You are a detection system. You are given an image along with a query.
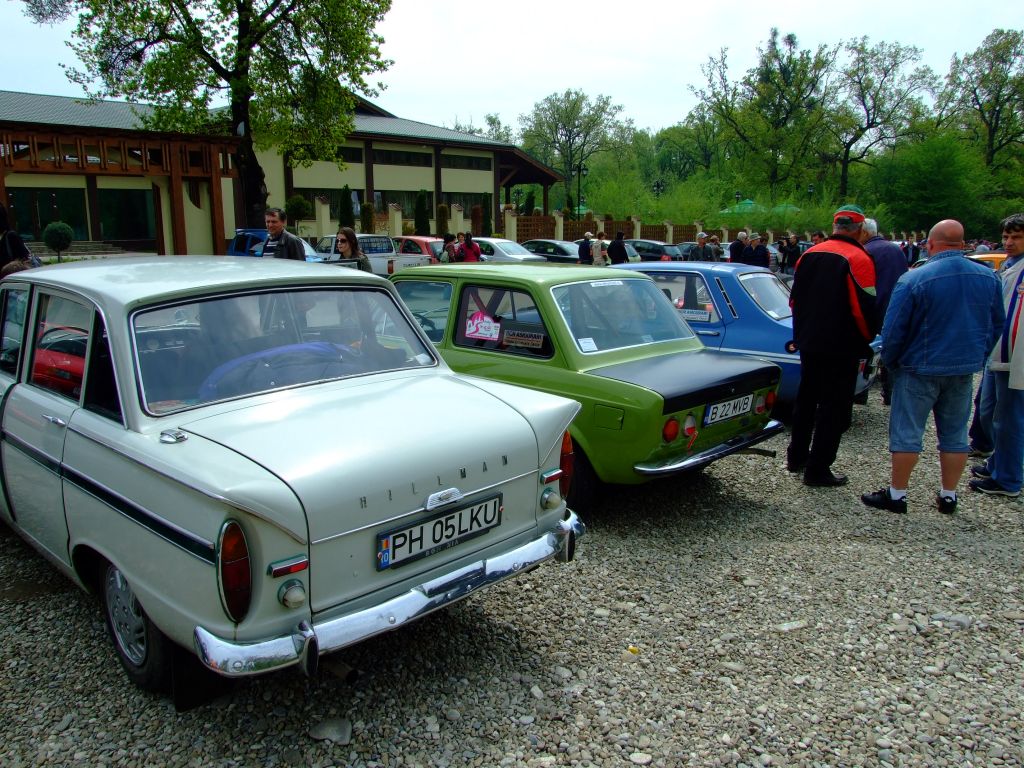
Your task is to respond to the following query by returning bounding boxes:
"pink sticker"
[465,311,500,341]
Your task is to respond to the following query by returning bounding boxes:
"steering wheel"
[198,342,358,400]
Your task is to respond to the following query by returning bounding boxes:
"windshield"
[493,240,533,256]
[133,287,435,414]
[740,272,792,320]
[551,278,695,353]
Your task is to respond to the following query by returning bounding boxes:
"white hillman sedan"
[0,257,583,699]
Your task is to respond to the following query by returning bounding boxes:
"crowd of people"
[783,205,1023,514]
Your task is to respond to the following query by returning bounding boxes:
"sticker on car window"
[590,280,624,287]
[678,308,712,322]
[503,329,544,349]
[465,311,500,341]
[578,337,598,352]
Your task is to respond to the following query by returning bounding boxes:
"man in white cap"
[728,231,748,263]
[689,232,717,261]
[578,232,594,264]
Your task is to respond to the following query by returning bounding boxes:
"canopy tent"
[720,199,767,215]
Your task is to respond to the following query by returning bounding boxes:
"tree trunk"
[231,97,268,228]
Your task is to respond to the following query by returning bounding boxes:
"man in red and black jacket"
[787,204,880,487]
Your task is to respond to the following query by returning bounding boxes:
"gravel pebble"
[2,384,1022,766]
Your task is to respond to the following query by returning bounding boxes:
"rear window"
[663,245,683,259]
[551,278,695,353]
[358,236,395,254]
[739,272,792,320]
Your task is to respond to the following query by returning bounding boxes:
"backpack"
[578,239,591,260]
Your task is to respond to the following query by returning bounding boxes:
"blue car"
[611,262,880,405]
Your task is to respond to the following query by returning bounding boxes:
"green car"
[393,265,783,507]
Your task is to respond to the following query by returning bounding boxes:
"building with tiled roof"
[0,90,560,254]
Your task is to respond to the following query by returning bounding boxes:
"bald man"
[862,219,1004,515]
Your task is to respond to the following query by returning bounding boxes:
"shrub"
[360,200,375,234]
[42,221,74,262]
[436,203,450,237]
[414,190,430,235]
[284,195,312,230]
[338,185,355,228]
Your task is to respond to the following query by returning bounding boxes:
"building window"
[373,190,433,214]
[294,188,364,219]
[372,149,432,167]
[441,154,493,171]
[440,192,490,214]
[339,146,364,164]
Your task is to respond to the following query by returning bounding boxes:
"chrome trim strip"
[310,469,537,545]
[63,466,217,564]
[193,511,586,678]
[717,347,799,365]
[65,425,307,545]
[633,419,785,476]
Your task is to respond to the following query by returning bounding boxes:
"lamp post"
[807,184,814,199]
[652,180,665,198]
[735,191,741,204]
[576,163,588,220]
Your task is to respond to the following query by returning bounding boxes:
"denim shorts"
[888,369,974,453]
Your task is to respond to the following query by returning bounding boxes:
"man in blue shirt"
[862,219,1004,515]
[863,218,909,405]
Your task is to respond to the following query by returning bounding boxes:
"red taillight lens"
[559,431,574,498]
[662,417,680,443]
[766,390,777,411]
[218,520,252,623]
[660,254,670,261]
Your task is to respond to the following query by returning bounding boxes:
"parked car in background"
[315,234,431,275]
[226,228,268,257]
[969,251,1009,271]
[392,264,783,508]
[612,261,881,408]
[624,239,684,261]
[0,258,583,702]
[393,236,444,262]
[522,239,583,263]
[474,238,547,263]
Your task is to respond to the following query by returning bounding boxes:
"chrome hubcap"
[105,567,147,666]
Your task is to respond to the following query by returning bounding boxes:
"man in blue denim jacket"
[862,219,1004,515]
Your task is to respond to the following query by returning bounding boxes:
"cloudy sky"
[0,0,1012,133]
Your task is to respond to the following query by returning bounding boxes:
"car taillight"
[662,417,680,443]
[684,414,697,436]
[559,431,574,497]
[660,254,670,261]
[218,520,252,624]
[766,390,777,411]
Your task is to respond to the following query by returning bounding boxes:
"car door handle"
[696,330,721,337]
[41,414,67,427]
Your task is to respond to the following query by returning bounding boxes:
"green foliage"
[338,185,355,228]
[436,204,449,237]
[522,190,536,215]
[42,221,74,262]
[360,200,375,234]
[284,195,312,228]
[414,190,430,235]
[27,0,393,227]
[868,133,989,232]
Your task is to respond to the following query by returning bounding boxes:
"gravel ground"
[2,387,1022,768]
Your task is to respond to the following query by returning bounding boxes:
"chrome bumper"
[193,511,585,678]
[633,419,785,476]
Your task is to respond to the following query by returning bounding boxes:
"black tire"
[102,563,172,693]
[566,443,601,512]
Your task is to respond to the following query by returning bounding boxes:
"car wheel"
[102,563,172,693]
[567,444,601,512]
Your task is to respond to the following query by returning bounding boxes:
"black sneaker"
[968,477,1021,497]
[861,488,908,514]
[804,471,848,487]
[970,464,992,479]
[936,494,957,515]
[968,447,994,459]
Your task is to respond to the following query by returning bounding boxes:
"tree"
[414,190,430,235]
[42,221,74,262]
[696,30,837,198]
[944,29,1024,170]
[436,203,449,237]
[519,89,624,211]
[450,113,516,143]
[22,0,392,227]
[360,200,375,234]
[825,37,937,197]
[338,184,355,228]
[284,194,312,231]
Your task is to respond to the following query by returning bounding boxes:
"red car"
[392,236,444,263]
[32,325,87,398]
